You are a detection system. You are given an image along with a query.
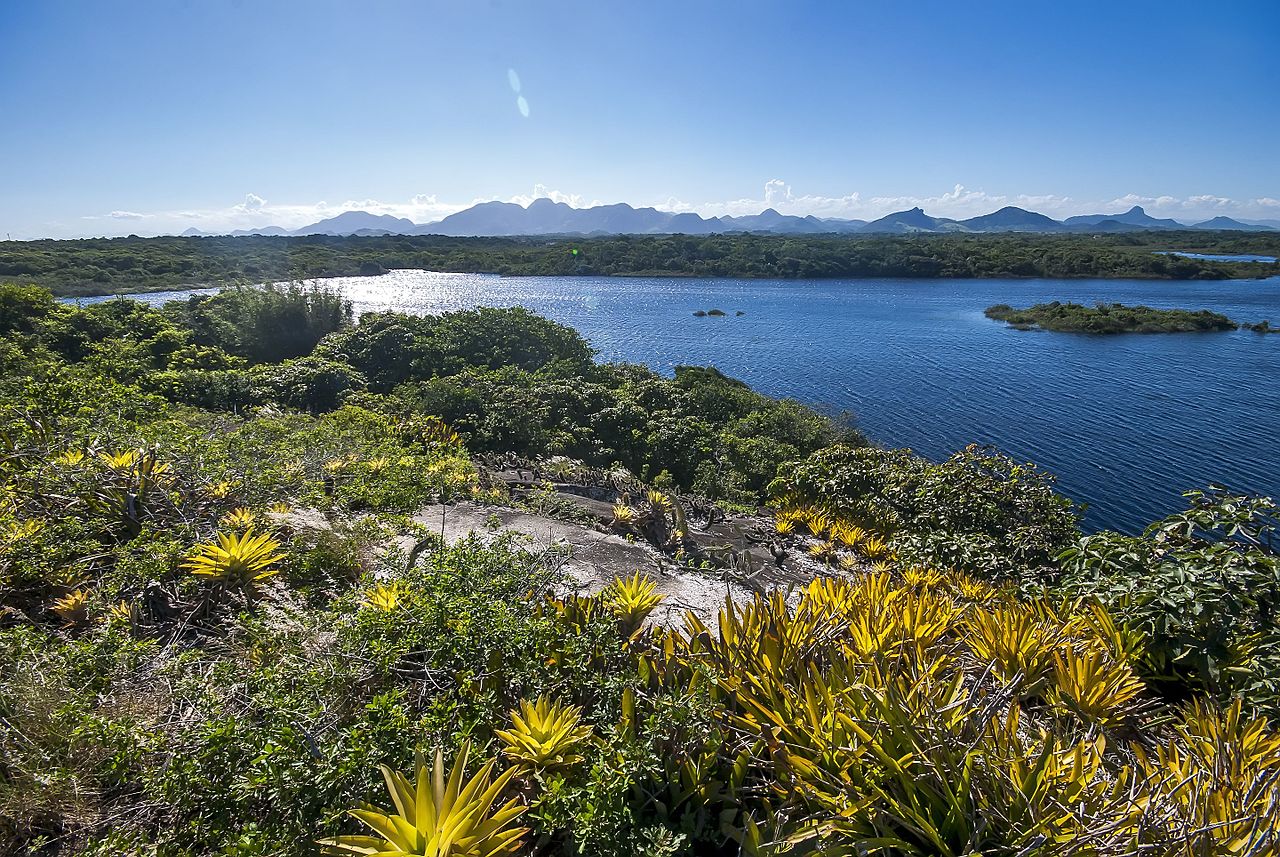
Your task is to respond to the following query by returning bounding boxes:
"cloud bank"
[62,181,1280,238]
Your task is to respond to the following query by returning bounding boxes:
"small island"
[985,301,1238,334]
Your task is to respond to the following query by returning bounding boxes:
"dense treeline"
[2,230,1278,295]
[2,283,1278,856]
[985,301,1240,333]
[0,282,854,504]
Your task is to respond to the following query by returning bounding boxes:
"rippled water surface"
[78,271,1280,533]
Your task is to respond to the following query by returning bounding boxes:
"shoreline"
[41,266,1280,300]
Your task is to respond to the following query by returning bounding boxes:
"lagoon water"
[75,271,1280,534]
[1159,251,1278,263]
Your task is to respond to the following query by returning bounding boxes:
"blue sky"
[2,0,1278,238]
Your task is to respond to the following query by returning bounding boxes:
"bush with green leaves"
[314,305,596,391]
[394,361,854,503]
[164,283,352,364]
[1058,486,1280,712]
[248,355,367,412]
[772,442,1080,576]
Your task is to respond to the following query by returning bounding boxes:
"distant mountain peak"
[172,198,1272,239]
[960,206,1061,232]
[294,210,417,236]
[1191,215,1277,231]
[1063,205,1184,230]
[861,206,951,233]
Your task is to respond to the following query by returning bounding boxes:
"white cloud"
[506,184,600,209]
[763,179,792,206]
[107,210,147,220]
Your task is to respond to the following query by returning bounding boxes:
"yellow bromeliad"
[325,456,355,474]
[967,605,1061,692]
[99,449,140,470]
[646,489,672,515]
[363,582,404,612]
[3,518,45,545]
[207,480,234,500]
[901,566,944,589]
[107,599,136,624]
[946,571,1003,605]
[495,695,594,771]
[830,520,866,549]
[774,506,805,534]
[1135,699,1280,854]
[51,588,91,625]
[221,507,257,529]
[803,509,832,538]
[1068,601,1150,669]
[413,415,463,450]
[319,743,527,857]
[182,528,284,585]
[1049,647,1146,728]
[859,534,892,561]
[807,540,839,564]
[602,572,665,634]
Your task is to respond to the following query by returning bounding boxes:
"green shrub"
[166,283,352,363]
[774,443,1080,577]
[1059,487,1280,712]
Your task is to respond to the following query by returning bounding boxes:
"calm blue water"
[1158,251,1277,263]
[70,271,1280,534]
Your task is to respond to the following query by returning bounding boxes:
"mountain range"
[179,201,1277,238]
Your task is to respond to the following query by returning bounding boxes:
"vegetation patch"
[985,301,1239,333]
[1,280,1277,856]
[4,229,1279,297]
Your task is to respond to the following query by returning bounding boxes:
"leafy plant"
[319,743,527,857]
[1049,647,1147,728]
[363,582,404,612]
[183,527,284,585]
[602,572,665,635]
[1058,487,1280,710]
[495,696,594,771]
[773,444,1079,578]
[967,605,1061,693]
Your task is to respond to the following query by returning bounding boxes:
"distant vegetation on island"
[3,229,1279,296]
[985,301,1240,333]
